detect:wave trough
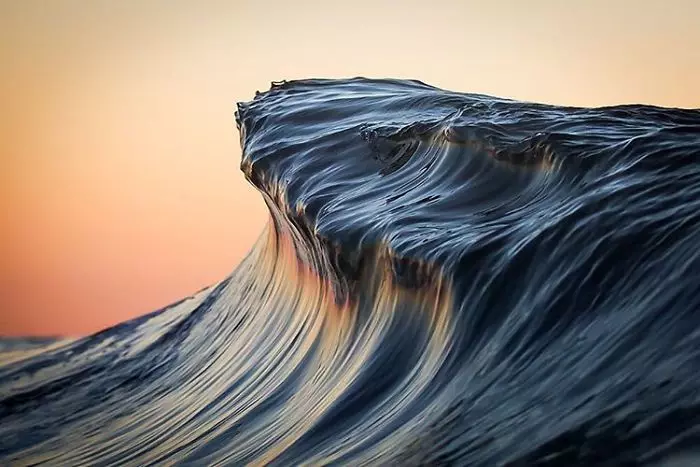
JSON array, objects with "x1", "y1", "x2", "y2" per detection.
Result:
[{"x1": 3, "y1": 78, "x2": 700, "y2": 466}]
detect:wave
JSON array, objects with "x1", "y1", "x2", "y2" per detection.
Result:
[{"x1": 2, "y1": 78, "x2": 700, "y2": 465}]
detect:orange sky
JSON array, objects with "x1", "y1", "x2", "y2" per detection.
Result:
[{"x1": 1, "y1": 0, "x2": 699, "y2": 336}]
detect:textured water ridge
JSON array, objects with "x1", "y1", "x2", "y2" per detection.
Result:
[{"x1": 2, "y1": 78, "x2": 700, "y2": 465}]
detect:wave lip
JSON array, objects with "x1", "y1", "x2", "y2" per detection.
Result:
[{"x1": 3, "y1": 78, "x2": 700, "y2": 465}]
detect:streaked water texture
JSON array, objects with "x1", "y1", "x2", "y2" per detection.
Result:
[{"x1": 3, "y1": 78, "x2": 700, "y2": 466}]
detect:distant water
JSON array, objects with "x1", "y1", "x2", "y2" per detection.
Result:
[{"x1": 2, "y1": 78, "x2": 700, "y2": 466}]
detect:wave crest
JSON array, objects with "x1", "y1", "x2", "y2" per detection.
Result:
[{"x1": 3, "y1": 78, "x2": 700, "y2": 465}]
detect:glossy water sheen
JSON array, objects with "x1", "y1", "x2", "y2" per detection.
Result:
[{"x1": 3, "y1": 78, "x2": 700, "y2": 466}]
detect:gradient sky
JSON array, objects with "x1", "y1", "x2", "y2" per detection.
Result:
[{"x1": 2, "y1": 0, "x2": 699, "y2": 336}]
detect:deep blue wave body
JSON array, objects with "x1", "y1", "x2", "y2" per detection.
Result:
[{"x1": 2, "y1": 78, "x2": 700, "y2": 466}]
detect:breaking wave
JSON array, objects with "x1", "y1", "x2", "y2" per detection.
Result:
[{"x1": 3, "y1": 78, "x2": 700, "y2": 465}]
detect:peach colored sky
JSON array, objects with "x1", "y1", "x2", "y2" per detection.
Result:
[{"x1": 2, "y1": 0, "x2": 699, "y2": 336}]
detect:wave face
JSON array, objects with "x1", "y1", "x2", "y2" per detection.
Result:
[{"x1": 3, "y1": 78, "x2": 700, "y2": 466}]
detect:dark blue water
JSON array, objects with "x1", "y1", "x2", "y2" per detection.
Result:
[{"x1": 2, "y1": 78, "x2": 700, "y2": 466}]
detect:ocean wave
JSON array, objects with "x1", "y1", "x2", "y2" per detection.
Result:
[{"x1": 2, "y1": 78, "x2": 700, "y2": 465}]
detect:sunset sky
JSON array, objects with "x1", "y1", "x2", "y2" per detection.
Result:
[{"x1": 2, "y1": 0, "x2": 699, "y2": 336}]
